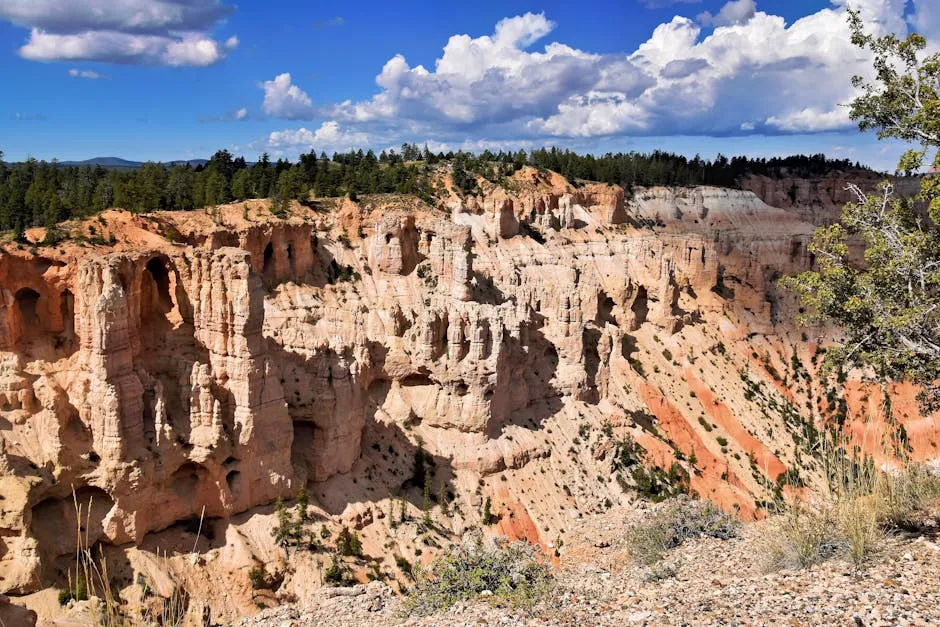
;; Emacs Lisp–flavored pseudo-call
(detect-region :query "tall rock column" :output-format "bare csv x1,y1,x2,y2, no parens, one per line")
449,225,473,301
75,255,144,461
187,247,293,506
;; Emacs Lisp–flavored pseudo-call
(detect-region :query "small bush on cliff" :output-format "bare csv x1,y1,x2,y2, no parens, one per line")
58,569,88,605
626,497,740,566
248,566,266,590
612,434,644,471
630,462,692,502
296,487,309,523
272,498,293,547
482,497,495,525
400,530,553,616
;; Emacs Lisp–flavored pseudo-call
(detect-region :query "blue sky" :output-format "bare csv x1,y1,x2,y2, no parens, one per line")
0,0,935,169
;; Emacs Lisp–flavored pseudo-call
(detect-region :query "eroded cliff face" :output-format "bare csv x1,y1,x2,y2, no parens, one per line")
1,169,937,622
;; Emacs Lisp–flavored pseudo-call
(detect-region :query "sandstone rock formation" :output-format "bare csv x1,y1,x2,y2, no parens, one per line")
0,170,937,623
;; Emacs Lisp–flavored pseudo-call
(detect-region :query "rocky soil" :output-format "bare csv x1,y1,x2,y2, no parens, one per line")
239,504,940,627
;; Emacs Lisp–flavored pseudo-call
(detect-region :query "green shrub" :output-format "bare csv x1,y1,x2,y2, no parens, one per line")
612,434,644,471
58,567,88,605
629,462,692,502
626,497,739,566
401,531,553,616
482,497,495,525
42,227,68,247
58,588,75,606
628,358,646,376
163,227,182,243
395,555,413,578
248,566,265,589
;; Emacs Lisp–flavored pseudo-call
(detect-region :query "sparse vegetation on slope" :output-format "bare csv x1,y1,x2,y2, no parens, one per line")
400,530,554,617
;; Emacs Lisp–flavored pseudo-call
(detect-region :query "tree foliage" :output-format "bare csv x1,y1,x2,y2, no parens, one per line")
848,10,940,146
781,11,940,410
0,143,866,235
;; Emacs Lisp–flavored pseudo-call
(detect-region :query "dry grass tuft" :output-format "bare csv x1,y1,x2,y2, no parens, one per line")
761,432,940,571
60,488,197,626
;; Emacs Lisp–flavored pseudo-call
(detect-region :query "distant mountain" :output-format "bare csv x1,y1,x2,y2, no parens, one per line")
55,157,209,169
58,157,141,169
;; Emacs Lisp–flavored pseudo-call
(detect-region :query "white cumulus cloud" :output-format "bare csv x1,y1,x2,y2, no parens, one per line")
257,1,936,152
0,0,237,66
262,73,315,119
697,0,757,27
765,107,853,132
266,121,369,154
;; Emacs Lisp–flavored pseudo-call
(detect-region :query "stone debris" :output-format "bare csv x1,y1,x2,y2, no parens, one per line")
240,506,940,626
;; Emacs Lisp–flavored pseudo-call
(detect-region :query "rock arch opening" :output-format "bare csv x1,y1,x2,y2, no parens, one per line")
291,422,318,482
225,470,243,498
631,286,649,327
31,486,114,558
596,290,618,327
13,287,54,353
139,257,181,355
15,287,42,331
263,242,275,278
145,258,173,315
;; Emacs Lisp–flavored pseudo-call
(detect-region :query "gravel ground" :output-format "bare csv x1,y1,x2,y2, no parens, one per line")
236,506,940,627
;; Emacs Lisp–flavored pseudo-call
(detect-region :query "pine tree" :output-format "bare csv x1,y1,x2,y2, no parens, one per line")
297,486,309,523
272,497,292,547
482,497,494,525
438,482,449,518
782,11,940,411
422,469,432,527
